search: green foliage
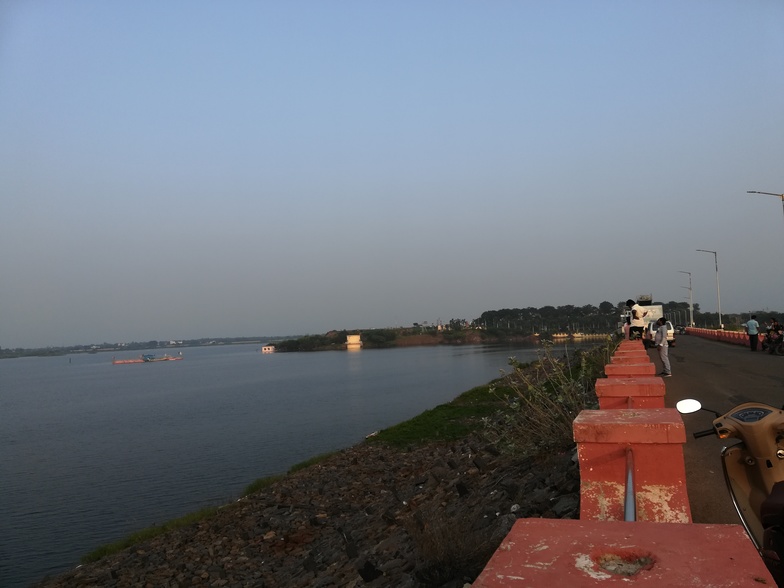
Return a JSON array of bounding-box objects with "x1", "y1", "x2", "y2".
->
[
  {"x1": 287, "y1": 451, "x2": 338, "y2": 473},
  {"x1": 361, "y1": 328, "x2": 398, "y2": 347},
  {"x1": 273, "y1": 331, "x2": 348, "y2": 352},
  {"x1": 242, "y1": 474, "x2": 284, "y2": 497},
  {"x1": 367, "y1": 382, "x2": 506, "y2": 448},
  {"x1": 80, "y1": 506, "x2": 221, "y2": 563},
  {"x1": 482, "y1": 340, "x2": 618, "y2": 456}
]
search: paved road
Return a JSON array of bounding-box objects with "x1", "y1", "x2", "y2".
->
[{"x1": 647, "y1": 333, "x2": 784, "y2": 524}]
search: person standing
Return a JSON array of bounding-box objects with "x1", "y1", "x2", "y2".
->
[
  {"x1": 745, "y1": 315, "x2": 760, "y2": 352},
  {"x1": 626, "y1": 298, "x2": 648, "y2": 341},
  {"x1": 654, "y1": 317, "x2": 671, "y2": 377},
  {"x1": 765, "y1": 318, "x2": 782, "y2": 353}
]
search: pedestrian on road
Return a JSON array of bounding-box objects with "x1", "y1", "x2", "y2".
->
[
  {"x1": 764, "y1": 318, "x2": 783, "y2": 353},
  {"x1": 655, "y1": 317, "x2": 671, "y2": 377},
  {"x1": 627, "y1": 298, "x2": 648, "y2": 341},
  {"x1": 745, "y1": 315, "x2": 760, "y2": 352}
]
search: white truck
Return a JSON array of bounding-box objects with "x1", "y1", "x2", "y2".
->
[
  {"x1": 638, "y1": 304, "x2": 664, "y2": 325},
  {"x1": 633, "y1": 298, "x2": 676, "y2": 348},
  {"x1": 619, "y1": 295, "x2": 665, "y2": 341}
]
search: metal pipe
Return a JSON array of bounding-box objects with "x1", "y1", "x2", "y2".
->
[
  {"x1": 696, "y1": 250, "x2": 722, "y2": 329},
  {"x1": 679, "y1": 271, "x2": 694, "y2": 326},
  {"x1": 624, "y1": 447, "x2": 636, "y2": 521}
]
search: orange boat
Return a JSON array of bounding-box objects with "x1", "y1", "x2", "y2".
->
[{"x1": 112, "y1": 353, "x2": 183, "y2": 365}]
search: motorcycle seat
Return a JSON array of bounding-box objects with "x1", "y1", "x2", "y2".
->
[{"x1": 761, "y1": 481, "x2": 784, "y2": 528}]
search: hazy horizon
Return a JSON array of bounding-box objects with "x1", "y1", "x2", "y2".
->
[{"x1": 2, "y1": 2, "x2": 783, "y2": 349}]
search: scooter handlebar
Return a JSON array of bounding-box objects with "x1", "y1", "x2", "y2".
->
[{"x1": 693, "y1": 429, "x2": 716, "y2": 439}]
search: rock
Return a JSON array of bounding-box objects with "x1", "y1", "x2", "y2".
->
[
  {"x1": 552, "y1": 494, "x2": 579, "y2": 518},
  {"x1": 35, "y1": 437, "x2": 581, "y2": 588},
  {"x1": 357, "y1": 559, "x2": 382, "y2": 582}
]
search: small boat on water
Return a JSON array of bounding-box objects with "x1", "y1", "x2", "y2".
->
[{"x1": 112, "y1": 353, "x2": 183, "y2": 365}]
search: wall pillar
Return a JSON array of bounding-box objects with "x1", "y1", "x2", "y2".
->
[
  {"x1": 604, "y1": 362, "x2": 656, "y2": 378},
  {"x1": 473, "y1": 519, "x2": 774, "y2": 586},
  {"x1": 595, "y1": 377, "x2": 665, "y2": 409},
  {"x1": 573, "y1": 408, "x2": 691, "y2": 523}
]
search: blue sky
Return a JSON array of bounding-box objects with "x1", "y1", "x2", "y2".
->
[{"x1": 1, "y1": 1, "x2": 783, "y2": 348}]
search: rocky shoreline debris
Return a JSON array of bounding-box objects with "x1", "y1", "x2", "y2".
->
[{"x1": 37, "y1": 435, "x2": 580, "y2": 587}]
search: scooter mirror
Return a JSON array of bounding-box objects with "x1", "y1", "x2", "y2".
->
[{"x1": 676, "y1": 399, "x2": 702, "y2": 414}]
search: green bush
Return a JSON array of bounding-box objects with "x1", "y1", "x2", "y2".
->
[
  {"x1": 483, "y1": 340, "x2": 617, "y2": 455},
  {"x1": 367, "y1": 382, "x2": 505, "y2": 448}
]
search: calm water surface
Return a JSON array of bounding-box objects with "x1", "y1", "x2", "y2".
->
[{"x1": 0, "y1": 343, "x2": 566, "y2": 587}]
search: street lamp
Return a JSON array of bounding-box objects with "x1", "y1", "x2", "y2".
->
[
  {"x1": 696, "y1": 250, "x2": 722, "y2": 329},
  {"x1": 747, "y1": 190, "x2": 784, "y2": 226},
  {"x1": 678, "y1": 270, "x2": 694, "y2": 326}
]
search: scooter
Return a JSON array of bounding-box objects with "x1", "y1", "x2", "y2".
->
[
  {"x1": 762, "y1": 331, "x2": 784, "y2": 355},
  {"x1": 678, "y1": 398, "x2": 784, "y2": 584}
]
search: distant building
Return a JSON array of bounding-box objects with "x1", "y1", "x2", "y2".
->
[
  {"x1": 346, "y1": 334, "x2": 362, "y2": 351},
  {"x1": 261, "y1": 345, "x2": 276, "y2": 354}
]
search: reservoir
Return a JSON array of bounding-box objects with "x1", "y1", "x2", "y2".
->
[{"x1": 0, "y1": 342, "x2": 568, "y2": 587}]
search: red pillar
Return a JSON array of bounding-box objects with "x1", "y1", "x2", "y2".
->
[
  {"x1": 595, "y1": 377, "x2": 666, "y2": 409},
  {"x1": 473, "y1": 519, "x2": 774, "y2": 586},
  {"x1": 604, "y1": 363, "x2": 656, "y2": 378},
  {"x1": 573, "y1": 408, "x2": 691, "y2": 523}
]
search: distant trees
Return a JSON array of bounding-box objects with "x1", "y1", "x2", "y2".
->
[
  {"x1": 599, "y1": 301, "x2": 615, "y2": 315},
  {"x1": 274, "y1": 331, "x2": 348, "y2": 352},
  {"x1": 361, "y1": 329, "x2": 398, "y2": 347},
  {"x1": 474, "y1": 302, "x2": 620, "y2": 334},
  {"x1": 448, "y1": 319, "x2": 467, "y2": 331}
]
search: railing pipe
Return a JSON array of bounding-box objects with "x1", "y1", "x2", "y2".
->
[{"x1": 624, "y1": 447, "x2": 636, "y2": 521}]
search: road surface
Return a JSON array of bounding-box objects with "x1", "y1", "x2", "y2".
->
[{"x1": 648, "y1": 332, "x2": 784, "y2": 524}]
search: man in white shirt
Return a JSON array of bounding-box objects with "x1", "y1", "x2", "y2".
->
[
  {"x1": 626, "y1": 298, "x2": 648, "y2": 341},
  {"x1": 745, "y1": 315, "x2": 760, "y2": 352}
]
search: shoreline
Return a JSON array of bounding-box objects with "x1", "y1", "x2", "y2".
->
[
  {"x1": 32, "y1": 342, "x2": 607, "y2": 586},
  {"x1": 35, "y1": 434, "x2": 580, "y2": 587}
]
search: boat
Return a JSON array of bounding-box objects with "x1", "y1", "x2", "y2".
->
[{"x1": 112, "y1": 353, "x2": 183, "y2": 365}]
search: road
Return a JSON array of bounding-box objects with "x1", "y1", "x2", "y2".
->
[{"x1": 647, "y1": 333, "x2": 784, "y2": 524}]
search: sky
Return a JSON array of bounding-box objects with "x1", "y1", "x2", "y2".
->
[{"x1": 1, "y1": 1, "x2": 783, "y2": 349}]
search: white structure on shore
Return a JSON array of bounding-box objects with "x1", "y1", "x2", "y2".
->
[
  {"x1": 346, "y1": 334, "x2": 362, "y2": 351},
  {"x1": 261, "y1": 345, "x2": 276, "y2": 354}
]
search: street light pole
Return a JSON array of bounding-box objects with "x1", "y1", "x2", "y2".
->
[
  {"x1": 678, "y1": 270, "x2": 694, "y2": 326},
  {"x1": 696, "y1": 250, "x2": 722, "y2": 329},
  {"x1": 747, "y1": 190, "x2": 784, "y2": 227}
]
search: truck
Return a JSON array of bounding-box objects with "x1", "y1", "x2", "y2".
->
[
  {"x1": 619, "y1": 295, "x2": 664, "y2": 338},
  {"x1": 634, "y1": 295, "x2": 676, "y2": 348}
]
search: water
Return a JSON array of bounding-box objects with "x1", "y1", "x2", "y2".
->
[{"x1": 0, "y1": 342, "x2": 560, "y2": 587}]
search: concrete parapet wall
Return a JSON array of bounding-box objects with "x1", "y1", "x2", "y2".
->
[
  {"x1": 688, "y1": 327, "x2": 749, "y2": 347},
  {"x1": 595, "y1": 377, "x2": 665, "y2": 409},
  {"x1": 609, "y1": 353, "x2": 649, "y2": 364},
  {"x1": 604, "y1": 362, "x2": 656, "y2": 377},
  {"x1": 474, "y1": 519, "x2": 771, "y2": 586},
  {"x1": 573, "y1": 408, "x2": 690, "y2": 522},
  {"x1": 474, "y1": 336, "x2": 776, "y2": 585}
]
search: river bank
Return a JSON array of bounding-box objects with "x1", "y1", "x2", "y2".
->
[
  {"x1": 35, "y1": 433, "x2": 579, "y2": 587},
  {"x1": 30, "y1": 340, "x2": 607, "y2": 587}
]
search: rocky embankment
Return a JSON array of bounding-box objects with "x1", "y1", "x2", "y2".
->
[{"x1": 37, "y1": 437, "x2": 580, "y2": 588}]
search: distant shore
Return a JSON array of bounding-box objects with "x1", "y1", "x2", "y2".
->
[{"x1": 2, "y1": 329, "x2": 613, "y2": 359}]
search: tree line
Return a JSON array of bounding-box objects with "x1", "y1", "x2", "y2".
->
[{"x1": 4, "y1": 300, "x2": 783, "y2": 358}]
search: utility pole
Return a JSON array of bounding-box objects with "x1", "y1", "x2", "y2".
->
[
  {"x1": 678, "y1": 270, "x2": 694, "y2": 327},
  {"x1": 747, "y1": 190, "x2": 784, "y2": 228},
  {"x1": 696, "y1": 250, "x2": 722, "y2": 329}
]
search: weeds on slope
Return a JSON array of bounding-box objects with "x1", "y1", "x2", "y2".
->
[{"x1": 483, "y1": 337, "x2": 618, "y2": 456}]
